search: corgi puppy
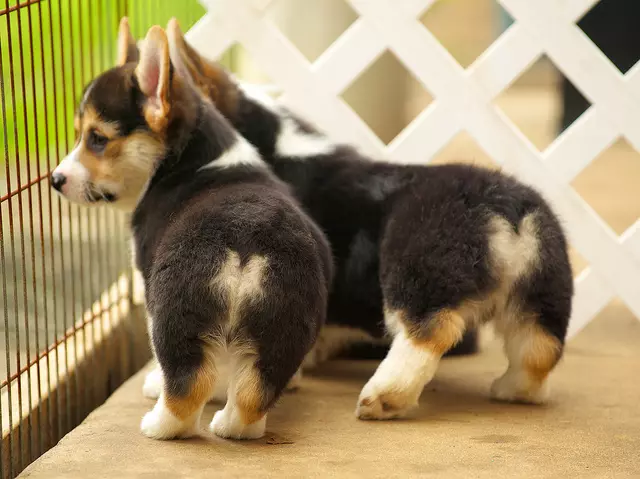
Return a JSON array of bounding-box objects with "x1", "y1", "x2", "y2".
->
[
  {"x1": 164, "y1": 19, "x2": 574, "y2": 421},
  {"x1": 51, "y1": 25, "x2": 332, "y2": 440}
]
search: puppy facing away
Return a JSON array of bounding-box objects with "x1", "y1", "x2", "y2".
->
[
  {"x1": 50, "y1": 26, "x2": 332, "y2": 440},
  {"x1": 165, "y1": 19, "x2": 574, "y2": 421}
]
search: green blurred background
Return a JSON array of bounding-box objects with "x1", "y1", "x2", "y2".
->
[{"x1": 0, "y1": 0, "x2": 206, "y2": 168}]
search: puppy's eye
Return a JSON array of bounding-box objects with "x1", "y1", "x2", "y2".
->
[{"x1": 87, "y1": 130, "x2": 108, "y2": 153}]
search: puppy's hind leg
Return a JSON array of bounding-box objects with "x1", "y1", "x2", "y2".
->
[
  {"x1": 209, "y1": 351, "x2": 269, "y2": 440},
  {"x1": 491, "y1": 320, "x2": 562, "y2": 404},
  {"x1": 140, "y1": 320, "x2": 216, "y2": 439},
  {"x1": 141, "y1": 356, "x2": 215, "y2": 439},
  {"x1": 142, "y1": 363, "x2": 164, "y2": 400},
  {"x1": 356, "y1": 308, "x2": 466, "y2": 420},
  {"x1": 209, "y1": 313, "x2": 316, "y2": 438},
  {"x1": 491, "y1": 220, "x2": 572, "y2": 404}
]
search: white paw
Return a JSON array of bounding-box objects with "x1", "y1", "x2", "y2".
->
[
  {"x1": 140, "y1": 401, "x2": 198, "y2": 440},
  {"x1": 355, "y1": 381, "x2": 420, "y2": 420},
  {"x1": 142, "y1": 367, "x2": 163, "y2": 399},
  {"x1": 490, "y1": 372, "x2": 550, "y2": 404},
  {"x1": 209, "y1": 408, "x2": 266, "y2": 440},
  {"x1": 355, "y1": 328, "x2": 437, "y2": 420}
]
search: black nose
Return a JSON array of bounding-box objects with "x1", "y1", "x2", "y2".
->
[{"x1": 50, "y1": 172, "x2": 66, "y2": 192}]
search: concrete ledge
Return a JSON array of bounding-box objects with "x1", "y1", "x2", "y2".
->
[{"x1": 20, "y1": 302, "x2": 640, "y2": 478}]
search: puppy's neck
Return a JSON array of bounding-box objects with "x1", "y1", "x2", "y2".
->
[{"x1": 150, "y1": 96, "x2": 262, "y2": 189}]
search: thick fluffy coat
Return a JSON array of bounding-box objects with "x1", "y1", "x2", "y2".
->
[
  {"x1": 51, "y1": 25, "x2": 332, "y2": 439},
  {"x1": 166, "y1": 19, "x2": 573, "y2": 421}
]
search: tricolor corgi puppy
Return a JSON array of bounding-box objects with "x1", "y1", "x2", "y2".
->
[
  {"x1": 165, "y1": 19, "x2": 574, "y2": 421},
  {"x1": 51, "y1": 25, "x2": 332, "y2": 440}
]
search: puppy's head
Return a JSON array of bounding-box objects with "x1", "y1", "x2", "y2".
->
[
  {"x1": 51, "y1": 21, "x2": 194, "y2": 211},
  {"x1": 166, "y1": 18, "x2": 238, "y2": 119}
]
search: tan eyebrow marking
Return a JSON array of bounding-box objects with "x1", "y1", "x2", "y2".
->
[{"x1": 81, "y1": 105, "x2": 120, "y2": 139}]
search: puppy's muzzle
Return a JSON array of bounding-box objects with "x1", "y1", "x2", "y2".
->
[{"x1": 50, "y1": 172, "x2": 67, "y2": 192}]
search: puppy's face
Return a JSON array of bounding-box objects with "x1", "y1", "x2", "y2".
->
[
  {"x1": 51, "y1": 21, "x2": 176, "y2": 211},
  {"x1": 51, "y1": 68, "x2": 162, "y2": 209}
]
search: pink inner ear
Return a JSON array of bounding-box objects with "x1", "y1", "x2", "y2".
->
[
  {"x1": 145, "y1": 64, "x2": 160, "y2": 95},
  {"x1": 139, "y1": 43, "x2": 162, "y2": 99}
]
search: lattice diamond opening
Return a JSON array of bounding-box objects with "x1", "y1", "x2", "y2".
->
[
  {"x1": 341, "y1": 50, "x2": 433, "y2": 145},
  {"x1": 494, "y1": 55, "x2": 591, "y2": 152},
  {"x1": 421, "y1": 0, "x2": 513, "y2": 68},
  {"x1": 571, "y1": 138, "x2": 640, "y2": 236},
  {"x1": 430, "y1": 131, "x2": 499, "y2": 170},
  {"x1": 577, "y1": 0, "x2": 640, "y2": 75},
  {"x1": 568, "y1": 246, "x2": 589, "y2": 279},
  {"x1": 265, "y1": 0, "x2": 358, "y2": 63}
]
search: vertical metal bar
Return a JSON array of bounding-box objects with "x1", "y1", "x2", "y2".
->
[
  {"x1": 113, "y1": 0, "x2": 128, "y2": 377},
  {"x1": 0, "y1": 15, "x2": 15, "y2": 473},
  {"x1": 62, "y1": 0, "x2": 82, "y2": 423},
  {"x1": 0, "y1": 271, "x2": 3, "y2": 479},
  {"x1": 36, "y1": 0, "x2": 57, "y2": 449},
  {"x1": 73, "y1": 0, "x2": 92, "y2": 418},
  {"x1": 92, "y1": 0, "x2": 114, "y2": 392},
  {"x1": 113, "y1": 0, "x2": 130, "y2": 364},
  {"x1": 4, "y1": 2, "x2": 29, "y2": 470},
  {"x1": 105, "y1": 0, "x2": 125, "y2": 382},
  {"x1": 53, "y1": 0, "x2": 74, "y2": 435},
  {"x1": 137, "y1": 0, "x2": 145, "y2": 39},
  {"x1": 13, "y1": 0, "x2": 38, "y2": 462},
  {"x1": 22, "y1": 0, "x2": 46, "y2": 460},
  {"x1": 102, "y1": 0, "x2": 113, "y2": 70},
  {"x1": 83, "y1": 0, "x2": 102, "y2": 410},
  {"x1": 114, "y1": 210, "x2": 128, "y2": 374},
  {"x1": 44, "y1": 0, "x2": 67, "y2": 443}
]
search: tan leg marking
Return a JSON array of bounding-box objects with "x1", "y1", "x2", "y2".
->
[
  {"x1": 408, "y1": 308, "x2": 467, "y2": 356},
  {"x1": 356, "y1": 308, "x2": 467, "y2": 420},
  {"x1": 140, "y1": 355, "x2": 216, "y2": 440},
  {"x1": 165, "y1": 359, "x2": 216, "y2": 420},
  {"x1": 209, "y1": 352, "x2": 269, "y2": 440},
  {"x1": 491, "y1": 322, "x2": 562, "y2": 404},
  {"x1": 234, "y1": 364, "x2": 267, "y2": 425},
  {"x1": 523, "y1": 327, "x2": 562, "y2": 385}
]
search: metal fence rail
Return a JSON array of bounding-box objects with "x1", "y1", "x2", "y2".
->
[{"x1": 0, "y1": 1, "x2": 204, "y2": 477}]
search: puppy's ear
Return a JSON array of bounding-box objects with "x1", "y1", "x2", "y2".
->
[
  {"x1": 167, "y1": 19, "x2": 200, "y2": 80},
  {"x1": 117, "y1": 17, "x2": 139, "y2": 65},
  {"x1": 167, "y1": 18, "x2": 213, "y2": 96},
  {"x1": 135, "y1": 26, "x2": 171, "y2": 132}
]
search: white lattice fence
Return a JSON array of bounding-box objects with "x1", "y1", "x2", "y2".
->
[{"x1": 185, "y1": 0, "x2": 640, "y2": 339}]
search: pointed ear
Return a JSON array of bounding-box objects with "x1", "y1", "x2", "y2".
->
[
  {"x1": 135, "y1": 26, "x2": 171, "y2": 132},
  {"x1": 167, "y1": 18, "x2": 209, "y2": 92},
  {"x1": 117, "y1": 17, "x2": 139, "y2": 65}
]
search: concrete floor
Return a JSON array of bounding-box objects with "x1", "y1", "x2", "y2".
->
[{"x1": 19, "y1": 299, "x2": 640, "y2": 478}]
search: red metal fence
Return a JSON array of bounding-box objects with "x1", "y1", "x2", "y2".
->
[{"x1": 0, "y1": 1, "x2": 204, "y2": 476}]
